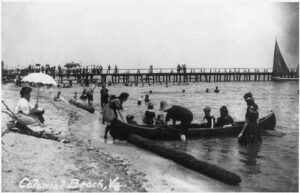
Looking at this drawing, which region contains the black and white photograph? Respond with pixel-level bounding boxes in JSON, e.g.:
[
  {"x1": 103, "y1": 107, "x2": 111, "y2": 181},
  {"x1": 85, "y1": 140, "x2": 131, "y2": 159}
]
[{"x1": 1, "y1": 0, "x2": 299, "y2": 192}]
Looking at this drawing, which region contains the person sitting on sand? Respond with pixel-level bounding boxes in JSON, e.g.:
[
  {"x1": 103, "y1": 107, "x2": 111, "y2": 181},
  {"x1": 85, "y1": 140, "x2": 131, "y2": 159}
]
[
  {"x1": 80, "y1": 89, "x2": 88, "y2": 101},
  {"x1": 214, "y1": 86, "x2": 219, "y2": 93},
  {"x1": 201, "y1": 106, "x2": 215, "y2": 128},
  {"x1": 215, "y1": 106, "x2": 234, "y2": 128},
  {"x1": 54, "y1": 91, "x2": 67, "y2": 102},
  {"x1": 73, "y1": 92, "x2": 78, "y2": 100},
  {"x1": 206, "y1": 88, "x2": 209, "y2": 93},
  {"x1": 155, "y1": 114, "x2": 165, "y2": 125},
  {"x1": 143, "y1": 103, "x2": 157, "y2": 125},
  {"x1": 160, "y1": 101, "x2": 193, "y2": 141},
  {"x1": 103, "y1": 92, "x2": 129, "y2": 142},
  {"x1": 126, "y1": 114, "x2": 138, "y2": 125},
  {"x1": 15, "y1": 86, "x2": 45, "y2": 125}
]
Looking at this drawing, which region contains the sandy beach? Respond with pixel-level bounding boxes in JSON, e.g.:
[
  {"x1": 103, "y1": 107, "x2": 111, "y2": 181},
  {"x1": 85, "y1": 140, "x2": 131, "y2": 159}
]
[{"x1": 2, "y1": 84, "x2": 241, "y2": 192}]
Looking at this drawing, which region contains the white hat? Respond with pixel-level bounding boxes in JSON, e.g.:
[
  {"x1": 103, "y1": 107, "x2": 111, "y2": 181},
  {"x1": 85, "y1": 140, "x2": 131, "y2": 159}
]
[{"x1": 160, "y1": 100, "x2": 171, "y2": 111}]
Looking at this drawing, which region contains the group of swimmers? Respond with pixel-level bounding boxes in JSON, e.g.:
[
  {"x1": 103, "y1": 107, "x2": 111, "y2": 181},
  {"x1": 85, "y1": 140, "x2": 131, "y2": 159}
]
[
  {"x1": 50, "y1": 82, "x2": 260, "y2": 144},
  {"x1": 121, "y1": 91, "x2": 260, "y2": 144}
]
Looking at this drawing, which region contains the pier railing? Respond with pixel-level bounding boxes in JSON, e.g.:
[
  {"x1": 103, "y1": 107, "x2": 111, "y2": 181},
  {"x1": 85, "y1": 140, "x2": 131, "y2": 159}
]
[{"x1": 2, "y1": 67, "x2": 297, "y2": 84}]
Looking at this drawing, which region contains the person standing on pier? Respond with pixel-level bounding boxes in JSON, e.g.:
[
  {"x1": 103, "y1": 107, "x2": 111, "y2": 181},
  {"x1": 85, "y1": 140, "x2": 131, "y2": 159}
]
[
  {"x1": 160, "y1": 101, "x2": 193, "y2": 141},
  {"x1": 114, "y1": 65, "x2": 118, "y2": 74},
  {"x1": 238, "y1": 92, "x2": 262, "y2": 145},
  {"x1": 108, "y1": 64, "x2": 111, "y2": 74},
  {"x1": 177, "y1": 64, "x2": 181, "y2": 73},
  {"x1": 100, "y1": 65, "x2": 103, "y2": 74}
]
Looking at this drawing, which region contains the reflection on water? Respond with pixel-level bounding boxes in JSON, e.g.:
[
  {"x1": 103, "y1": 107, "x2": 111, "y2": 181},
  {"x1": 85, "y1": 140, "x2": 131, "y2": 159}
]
[{"x1": 38, "y1": 81, "x2": 298, "y2": 192}]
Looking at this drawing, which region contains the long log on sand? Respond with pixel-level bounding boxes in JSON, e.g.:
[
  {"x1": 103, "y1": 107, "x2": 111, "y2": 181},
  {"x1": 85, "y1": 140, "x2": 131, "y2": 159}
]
[
  {"x1": 128, "y1": 134, "x2": 242, "y2": 185},
  {"x1": 11, "y1": 123, "x2": 61, "y2": 142},
  {"x1": 69, "y1": 99, "x2": 95, "y2": 113}
]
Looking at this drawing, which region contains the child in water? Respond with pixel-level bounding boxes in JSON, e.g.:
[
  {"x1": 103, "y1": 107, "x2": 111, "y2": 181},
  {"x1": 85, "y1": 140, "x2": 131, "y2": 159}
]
[
  {"x1": 144, "y1": 95, "x2": 150, "y2": 103},
  {"x1": 126, "y1": 114, "x2": 138, "y2": 125},
  {"x1": 155, "y1": 114, "x2": 165, "y2": 125},
  {"x1": 143, "y1": 103, "x2": 157, "y2": 125},
  {"x1": 201, "y1": 106, "x2": 215, "y2": 128}
]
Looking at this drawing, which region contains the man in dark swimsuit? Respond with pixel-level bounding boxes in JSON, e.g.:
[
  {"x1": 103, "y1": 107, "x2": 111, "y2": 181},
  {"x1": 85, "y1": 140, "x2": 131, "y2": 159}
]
[
  {"x1": 100, "y1": 85, "x2": 109, "y2": 108},
  {"x1": 160, "y1": 100, "x2": 193, "y2": 141}
]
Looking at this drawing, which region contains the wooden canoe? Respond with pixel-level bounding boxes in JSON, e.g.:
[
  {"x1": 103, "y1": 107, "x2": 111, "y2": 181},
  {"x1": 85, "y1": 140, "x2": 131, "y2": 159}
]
[
  {"x1": 69, "y1": 99, "x2": 95, "y2": 113},
  {"x1": 109, "y1": 112, "x2": 276, "y2": 140}
]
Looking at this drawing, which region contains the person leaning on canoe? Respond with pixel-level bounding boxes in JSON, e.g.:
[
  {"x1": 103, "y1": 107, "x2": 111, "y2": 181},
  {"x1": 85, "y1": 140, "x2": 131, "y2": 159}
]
[
  {"x1": 102, "y1": 92, "x2": 129, "y2": 142},
  {"x1": 160, "y1": 100, "x2": 193, "y2": 142},
  {"x1": 238, "y1": 92, "x2": 262, "y2": 145},
  {"x1": 53, "y1": 91, "x2": 67, "y2": 102},
  {"x1": 215, "y1": 106, "x2": 234, "y2": 128}
]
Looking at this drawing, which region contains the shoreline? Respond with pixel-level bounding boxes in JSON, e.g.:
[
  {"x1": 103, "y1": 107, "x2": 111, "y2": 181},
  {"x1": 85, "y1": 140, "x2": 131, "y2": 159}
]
[
  {"x1": 1, "y1": 84, "x2": 238, "y2": 192},
  {"x1": 2, "y1": 84, "x2": 145, "y2": 192}
]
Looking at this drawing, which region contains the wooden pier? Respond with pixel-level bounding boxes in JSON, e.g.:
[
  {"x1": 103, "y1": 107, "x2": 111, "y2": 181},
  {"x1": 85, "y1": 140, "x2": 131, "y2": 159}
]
[{"x1": 2, "y1": 67, "x2": 298, "y2": 85}]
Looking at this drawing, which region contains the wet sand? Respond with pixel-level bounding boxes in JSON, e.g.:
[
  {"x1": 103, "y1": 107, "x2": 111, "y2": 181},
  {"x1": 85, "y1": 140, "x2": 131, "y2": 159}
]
[{"x1": 2, "y1": 84, "x2": 238, "y2": 192}]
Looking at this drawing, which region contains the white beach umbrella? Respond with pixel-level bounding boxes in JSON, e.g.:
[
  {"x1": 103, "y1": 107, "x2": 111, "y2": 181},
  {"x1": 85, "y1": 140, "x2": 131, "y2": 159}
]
[
  {"x1": 22, "y1": 72, "x2": 57, "y2": 86},
  {"x1": 22, "y1": 72, "x2": 57, "y2": 103}
]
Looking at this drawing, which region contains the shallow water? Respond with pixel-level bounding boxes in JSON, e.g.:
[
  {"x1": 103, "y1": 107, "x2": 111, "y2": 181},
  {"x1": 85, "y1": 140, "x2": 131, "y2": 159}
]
[{"x1": 41, "y1": 81, "x2": 298, "y2": 191}]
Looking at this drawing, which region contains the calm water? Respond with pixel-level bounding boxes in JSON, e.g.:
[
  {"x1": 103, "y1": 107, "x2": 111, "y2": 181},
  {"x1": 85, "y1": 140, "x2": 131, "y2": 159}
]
[{"x1": 53, "y1": 81, "x2": 298, "y2": 191}]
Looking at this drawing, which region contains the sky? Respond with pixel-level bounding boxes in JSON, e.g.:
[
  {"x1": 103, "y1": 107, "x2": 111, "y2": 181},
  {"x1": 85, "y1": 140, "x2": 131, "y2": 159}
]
[{"x1": 1, "y1": 0, "x2": 299, "y2": 69}]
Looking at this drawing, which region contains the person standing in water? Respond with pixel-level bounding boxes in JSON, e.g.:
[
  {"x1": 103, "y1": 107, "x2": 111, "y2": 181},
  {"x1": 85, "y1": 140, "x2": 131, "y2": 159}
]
[
  {"x1": 100, "y1": 85, "x2": 109, "y2": 108},
  {"x1": 238, "y1": 92, "x2": 262, "y2": 145},
  {"x1": 86, "y1": 80, "x2": 97, "y2": 108},
  {"x1": 160, "y1": 101, "x2": 193, "y2": 142},
  {"x1": 214, "y1": 86, "x2": 219, "y2": 93}
]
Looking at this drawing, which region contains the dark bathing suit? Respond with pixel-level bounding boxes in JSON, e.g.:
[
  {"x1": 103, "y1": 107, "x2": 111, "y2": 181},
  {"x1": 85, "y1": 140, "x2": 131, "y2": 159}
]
[
  {"x1": 144, "y1": 110, "x2": 156, "y2": 125},
  {"x1": 165, "y1": 105, "x2": 193, "y2": 136},
  {"x1": 215, "y1": 115, "x2": 233, "y2": 127},
  {"x1": 203, "y1": 115, "x2": 215, "y2": 128}
]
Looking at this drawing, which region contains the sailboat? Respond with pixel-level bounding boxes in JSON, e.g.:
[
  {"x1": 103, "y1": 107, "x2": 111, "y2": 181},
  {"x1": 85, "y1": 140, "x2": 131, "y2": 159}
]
[{"x1": 272, "y1": 40, "x2": 299, "y2": 81}]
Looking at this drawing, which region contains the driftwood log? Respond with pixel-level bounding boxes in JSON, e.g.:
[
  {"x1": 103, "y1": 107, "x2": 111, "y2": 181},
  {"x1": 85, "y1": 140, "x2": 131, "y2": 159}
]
[
  {"x1": 12, "y1": 123, "x2": 60, "y2": 142},
  {"x1": 128, "y1": 134, "x2": 242, "y2": 185},
  {"x1": 69, "y1": 99, "x2": 95, "y2": 113}
]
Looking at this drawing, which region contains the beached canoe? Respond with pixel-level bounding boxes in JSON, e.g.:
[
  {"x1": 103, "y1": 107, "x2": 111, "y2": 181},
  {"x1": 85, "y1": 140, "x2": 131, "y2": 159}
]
[
  {"x1": 109, "y1": 111, "x2": 276, "y2": 140},
  {"x1": 69, "y1": 99, "x2": 95, "y2": 113}
]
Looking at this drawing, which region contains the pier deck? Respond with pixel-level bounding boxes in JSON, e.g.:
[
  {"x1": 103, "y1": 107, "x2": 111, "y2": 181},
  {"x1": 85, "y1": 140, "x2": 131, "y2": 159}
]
[{"x1": 2, "y1": 67, "x2": 298, "y2": 84}]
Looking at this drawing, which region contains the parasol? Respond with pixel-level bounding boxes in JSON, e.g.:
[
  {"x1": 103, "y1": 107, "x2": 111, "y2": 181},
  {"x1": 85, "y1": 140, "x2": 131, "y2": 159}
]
[
  {"x1": 64, "y1": 62, "x2": 80, "y2": 68},
  {"x1": 22, "y1": 72, "x2": 57, "y2": 104}
]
